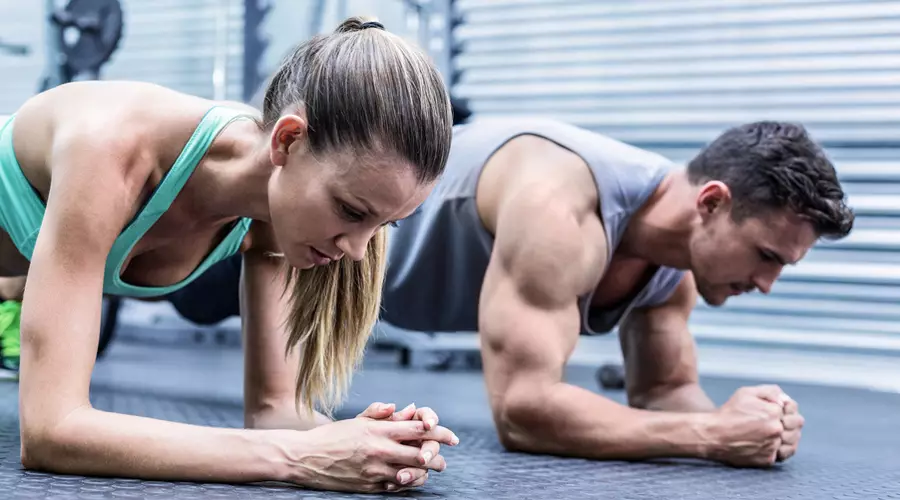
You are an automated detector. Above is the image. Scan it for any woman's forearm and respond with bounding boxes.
[245,402,333,432]
[23,405,291,484]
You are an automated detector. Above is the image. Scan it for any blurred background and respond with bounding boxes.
[1,0,899,395]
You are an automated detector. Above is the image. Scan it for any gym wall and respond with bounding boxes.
[103,0,246,101]
[0,4,47,113]
[0,1,425,114]
[448,0,900,358]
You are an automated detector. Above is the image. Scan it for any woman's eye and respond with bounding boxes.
[341,204,365,222]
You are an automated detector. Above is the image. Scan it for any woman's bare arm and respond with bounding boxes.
[17,117,294,484]
[239,234,332,430]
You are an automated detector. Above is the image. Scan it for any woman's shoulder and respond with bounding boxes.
[12,81,236,201]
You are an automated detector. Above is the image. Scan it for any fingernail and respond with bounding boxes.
[400,472,411,484]
[404,403,416,412]
[426,418,436,429]
[452,434,460,445]
[386,483,397,491]
[422,451,433,463]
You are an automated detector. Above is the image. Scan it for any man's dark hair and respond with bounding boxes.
[686,121,854,240]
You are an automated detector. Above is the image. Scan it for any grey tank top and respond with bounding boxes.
[381,118,686,335]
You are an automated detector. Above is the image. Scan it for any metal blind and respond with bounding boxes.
[452,0,900,355]
[105,0,245,101]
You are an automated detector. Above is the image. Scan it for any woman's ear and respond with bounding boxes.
[269,114,309,167]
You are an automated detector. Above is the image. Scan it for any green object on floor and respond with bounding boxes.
[0,300,21,372]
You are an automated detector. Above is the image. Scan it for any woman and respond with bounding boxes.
[0,18,458,494]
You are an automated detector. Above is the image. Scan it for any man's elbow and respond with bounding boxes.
[626,387,656,410]
[494,389,550,453]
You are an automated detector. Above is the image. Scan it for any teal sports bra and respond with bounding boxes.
[0,105,255,298]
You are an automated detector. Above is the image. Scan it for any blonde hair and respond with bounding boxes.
[263,16,451,417]
[282,229,387,417]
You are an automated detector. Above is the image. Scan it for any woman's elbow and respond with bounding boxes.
[20,423,56,471]
[18,404,86,471]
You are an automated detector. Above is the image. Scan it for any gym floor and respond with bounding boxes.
[1,318,899,499]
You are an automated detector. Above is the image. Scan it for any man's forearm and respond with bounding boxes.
[633,382,717,413]
[499,381,717,461]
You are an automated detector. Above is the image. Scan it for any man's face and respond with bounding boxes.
[688,184,819,306]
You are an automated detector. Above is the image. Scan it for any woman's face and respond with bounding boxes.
[267,117,433,269]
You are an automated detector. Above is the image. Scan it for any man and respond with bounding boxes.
[379,117,853,467]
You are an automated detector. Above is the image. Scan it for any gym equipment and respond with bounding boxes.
[0,40,29,56]
[597,363,626,390]
[40,0,124,91]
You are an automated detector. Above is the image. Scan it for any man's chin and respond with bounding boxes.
[703,297,728,307]
[698,289,729,307]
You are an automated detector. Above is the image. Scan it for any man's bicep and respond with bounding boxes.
[478,201,598,404]
[479,261,580,378]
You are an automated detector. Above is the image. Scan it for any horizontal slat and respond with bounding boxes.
[819,229,900,250]
[455,72,900,98]
[114,28,245,45]
[104,0,244,101]
[690,309,900,335]
[450,110,900,128]
[781,261,900,284]
[460,19,900,54]
[763,281,900,302]
[846,195,900,215]
[687,322,900,352]
[831,163,900,181]
[105,49,242,65]
[802,249,900,265]
[453,114,900,145]
[456,4,900,40]
[469,91,900,114]
[456,0,873,15]
[456,41,900,74]
[696,295,900,319]
[458,52,900,79]
[456,109,900,125]
[451,119,900,145]
[124,0,237,9]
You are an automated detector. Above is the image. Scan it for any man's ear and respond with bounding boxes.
[696,180,732,216]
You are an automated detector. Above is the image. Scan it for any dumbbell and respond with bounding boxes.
[596,363,626,390]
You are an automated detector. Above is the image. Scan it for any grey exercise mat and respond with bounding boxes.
[0,352,898,499]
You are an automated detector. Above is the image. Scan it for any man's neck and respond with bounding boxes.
[617,170,696,270]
